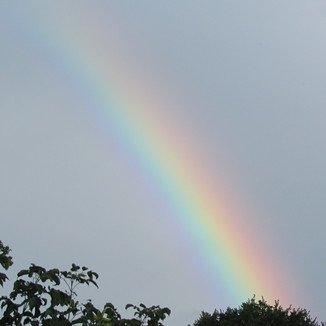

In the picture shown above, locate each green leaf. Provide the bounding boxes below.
[17,269,29,277]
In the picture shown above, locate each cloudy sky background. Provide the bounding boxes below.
[1,1,326,324]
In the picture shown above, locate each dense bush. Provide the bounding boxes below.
[192,297,324,326]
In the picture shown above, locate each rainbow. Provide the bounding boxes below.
[23,4,295,306]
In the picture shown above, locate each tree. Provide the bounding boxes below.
[192,297,324,326]
[0,240,170,326]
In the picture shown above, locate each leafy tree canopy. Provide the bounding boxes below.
[192,297,324,326]
[0,240,170,326]
[1,240,324,326]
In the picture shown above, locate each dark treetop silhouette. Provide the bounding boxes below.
[1,240,324,326]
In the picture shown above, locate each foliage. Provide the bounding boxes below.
[2,240,324,326]
[192,297,324,326]
[0,241,170,326]
[0,240,13,287]
[125,304,171,326]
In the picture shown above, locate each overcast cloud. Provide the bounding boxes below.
[1,1,326,325]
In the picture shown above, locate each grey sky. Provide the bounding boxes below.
[1,1,326,325]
